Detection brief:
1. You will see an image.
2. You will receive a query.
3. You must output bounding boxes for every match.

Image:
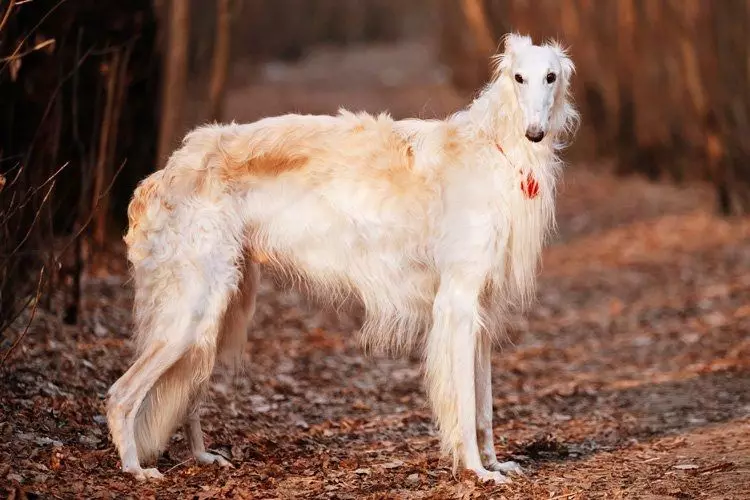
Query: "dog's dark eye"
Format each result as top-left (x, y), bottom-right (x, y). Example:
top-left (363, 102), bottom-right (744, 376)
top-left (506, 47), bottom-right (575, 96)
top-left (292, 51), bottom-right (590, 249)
top-left (514, 73), bottom-right (524, 84)
top-left (546, 72), bottom-right (556, 84)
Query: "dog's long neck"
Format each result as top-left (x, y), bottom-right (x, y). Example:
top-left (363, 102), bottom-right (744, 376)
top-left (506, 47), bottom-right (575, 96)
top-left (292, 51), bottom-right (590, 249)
top-left (452, 73), bottom-right (563, 308)
top-left (463, 76), bottom-right (519, 142)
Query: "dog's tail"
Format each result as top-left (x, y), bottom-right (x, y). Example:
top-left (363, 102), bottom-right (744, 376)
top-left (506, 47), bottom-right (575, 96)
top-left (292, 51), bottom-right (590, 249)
top-left (133, 347), bottom-right (214, 463)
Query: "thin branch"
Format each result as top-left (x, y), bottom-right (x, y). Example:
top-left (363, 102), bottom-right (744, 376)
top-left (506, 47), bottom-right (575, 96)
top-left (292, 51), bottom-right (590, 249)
top-left (0, 162), bottom-right (69, 226)
top-left (30, 161), bottom-right (68, 193)
top-left (23, 47), bottom-right (94, 168)
top-left (0, 266), bottom-right (45, 368)
top-left (0, 158), bottom-right (125, 334)
top-left (53, 158), bottom-right (128, 259)
top-left (0, 0), bottom-right (16, 35)
top-left (0, 290), bottom-right (35, 335)
top-left (3, 162), bottom-right (24, 189)
top-left (0, 0), bottom-right (67, 74)
top-left (0, 38), bottom-right (55, 63)
top-left (9, 179), bottom-right (55, 256)
top-left (164, 457), bottom-right (194, 474)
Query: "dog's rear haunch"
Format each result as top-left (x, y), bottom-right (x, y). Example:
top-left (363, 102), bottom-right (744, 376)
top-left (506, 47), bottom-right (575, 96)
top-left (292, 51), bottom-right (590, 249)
top-left (107, 34), bottom-right (578, 484)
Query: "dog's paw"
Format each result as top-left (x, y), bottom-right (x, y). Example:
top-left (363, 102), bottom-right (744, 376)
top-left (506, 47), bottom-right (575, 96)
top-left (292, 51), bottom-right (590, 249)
top-left (125, 466), bottom-right (164, 481)
top-left (195, 451), bottom-right (234, 468)
top-left (487, 460), bottom-right (524, 476)
top-left (472, 468), bottom-right (511, 484)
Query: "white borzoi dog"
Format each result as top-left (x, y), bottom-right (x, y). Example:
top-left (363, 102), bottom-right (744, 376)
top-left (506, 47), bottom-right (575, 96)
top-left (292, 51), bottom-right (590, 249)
top-left (107, 34), bottom-right (578, 483)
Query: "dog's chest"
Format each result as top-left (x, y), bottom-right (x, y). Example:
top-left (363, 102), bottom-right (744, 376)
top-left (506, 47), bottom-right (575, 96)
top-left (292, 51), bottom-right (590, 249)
top-left (479, 152), bottom-right (556, 280)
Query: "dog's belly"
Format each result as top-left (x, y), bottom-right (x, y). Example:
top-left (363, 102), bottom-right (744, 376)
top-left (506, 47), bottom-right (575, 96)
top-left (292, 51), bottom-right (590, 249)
top-left (258, 217), bottom-right (437, 306)
top-left (245, 182), bottom-right (438, 346)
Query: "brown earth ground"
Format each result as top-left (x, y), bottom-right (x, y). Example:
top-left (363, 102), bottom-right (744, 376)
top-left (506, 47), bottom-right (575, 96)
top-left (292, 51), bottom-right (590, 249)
top-left (2, 42), bottom-right (750, 499)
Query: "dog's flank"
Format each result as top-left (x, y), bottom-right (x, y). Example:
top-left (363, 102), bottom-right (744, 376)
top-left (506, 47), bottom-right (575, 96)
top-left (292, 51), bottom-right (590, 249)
top-left (107, 33), bottom-right (578, 484)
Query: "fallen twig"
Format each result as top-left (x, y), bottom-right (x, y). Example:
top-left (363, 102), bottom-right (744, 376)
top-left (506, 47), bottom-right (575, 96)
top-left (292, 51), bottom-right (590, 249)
top-left (698, 462), bottom-right (734, 475)
top-left (549, 492), bottom-right (580, 500)
top-left (164, 457), bottom-right (194, 474)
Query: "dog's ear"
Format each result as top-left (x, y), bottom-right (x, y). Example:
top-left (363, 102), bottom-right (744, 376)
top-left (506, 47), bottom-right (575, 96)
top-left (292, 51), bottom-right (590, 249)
top-left (547, 40), bottom-right (580, 139)
top-left (503, 33), bottom-right (533, 55)
top-left (547, 40), bottom-right (575, 85)
top-left (492, 33), bottom-right (532, 76)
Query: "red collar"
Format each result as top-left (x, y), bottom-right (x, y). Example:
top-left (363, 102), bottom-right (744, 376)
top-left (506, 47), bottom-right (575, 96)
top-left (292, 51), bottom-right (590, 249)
top-left (495, 142), bottom-right (539, 200)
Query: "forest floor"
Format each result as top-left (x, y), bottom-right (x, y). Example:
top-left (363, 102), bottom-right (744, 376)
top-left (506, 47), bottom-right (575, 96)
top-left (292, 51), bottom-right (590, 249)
top-left (2, 42), bottom-right (750, 499)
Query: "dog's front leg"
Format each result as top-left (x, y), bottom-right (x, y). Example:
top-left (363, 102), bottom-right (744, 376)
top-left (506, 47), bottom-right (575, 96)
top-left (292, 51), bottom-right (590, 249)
top-left (475, 335), bottom-right (523, 476)
top-left (425, 275), bottom-right (510, 484)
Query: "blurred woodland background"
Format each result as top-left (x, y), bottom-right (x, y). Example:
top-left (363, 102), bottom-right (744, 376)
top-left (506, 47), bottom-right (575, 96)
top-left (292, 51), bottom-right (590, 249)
top-left (3, 2), bottom-right (750, 498)
top-left (1, 0), bottom-right (749, 340)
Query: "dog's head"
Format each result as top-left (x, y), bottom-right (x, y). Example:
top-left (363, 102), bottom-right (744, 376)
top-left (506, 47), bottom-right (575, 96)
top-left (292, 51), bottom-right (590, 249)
top-left (494, 34), bottom-right (578, 143)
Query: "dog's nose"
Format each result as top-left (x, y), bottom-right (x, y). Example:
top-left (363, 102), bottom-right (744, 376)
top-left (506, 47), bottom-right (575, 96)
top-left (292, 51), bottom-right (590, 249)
top-left (525, 126), bottom-right (545, 143)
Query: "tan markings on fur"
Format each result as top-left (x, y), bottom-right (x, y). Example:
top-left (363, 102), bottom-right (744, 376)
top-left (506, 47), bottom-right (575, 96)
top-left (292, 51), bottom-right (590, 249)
top-left (442, 125), bottom-right (462, 160)
top-left (220, 153), bottom-right (308, 184)
top-left (252, 249), bottom-right (272, 264)
top-left (192, 165), bottom-right (213, 197)
top-left (125, 174), bottom-right (163, 243)
top-left (369, 139), bottom-right (418, 196)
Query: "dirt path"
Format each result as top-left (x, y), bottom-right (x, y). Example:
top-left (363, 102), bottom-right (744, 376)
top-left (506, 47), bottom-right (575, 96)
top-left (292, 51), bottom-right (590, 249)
top-left (2, 43), bottom-right (750, 499)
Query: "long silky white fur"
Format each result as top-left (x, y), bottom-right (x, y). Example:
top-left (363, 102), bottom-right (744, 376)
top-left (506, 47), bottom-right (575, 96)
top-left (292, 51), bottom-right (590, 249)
top-left (107, 33), bottom-right (578, 478)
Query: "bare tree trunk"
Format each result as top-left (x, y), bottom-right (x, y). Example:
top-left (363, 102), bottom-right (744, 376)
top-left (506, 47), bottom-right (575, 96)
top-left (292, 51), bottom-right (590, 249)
top-left (89, 45), bottom-right (132, 279)
top-left (91, 50), bottom-right (121, 256)
top-left (438, 0), bottom-right (496, 93)
top-left (615, 0), bottom-right (637, 174)
top-left (713, 0), bottom-right (750, 214)
top-left (157, 0), bottom-right (190, 169)
top-left (459, 0), bottom-right (495, 57)
top-left (208, 0), bottom-right (231, 122)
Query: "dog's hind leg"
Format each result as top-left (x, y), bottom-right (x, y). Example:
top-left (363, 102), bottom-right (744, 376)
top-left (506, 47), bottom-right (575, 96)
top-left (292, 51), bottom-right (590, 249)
top-left (182, 259), bottom-right (260, 468)
top-left (184, 410), bottom-right (233, 467)
top-left (216, 259), bottom-right (260, 371)
top-left (108, 237), bottom-right (243, 480)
